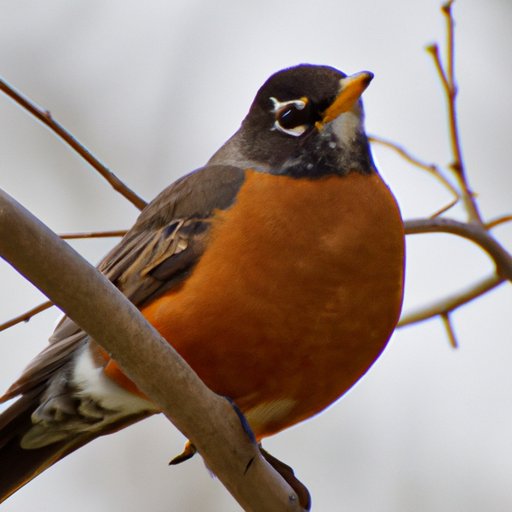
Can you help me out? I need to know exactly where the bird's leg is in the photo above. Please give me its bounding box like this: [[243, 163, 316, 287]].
[[224, 396, 257, 444], [169, 399, 311, 510], [169, 397, 255, 466]]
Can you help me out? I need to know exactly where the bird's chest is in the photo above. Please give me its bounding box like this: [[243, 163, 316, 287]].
[[146, 170, 404, 431], [200, 170, 403, 333]]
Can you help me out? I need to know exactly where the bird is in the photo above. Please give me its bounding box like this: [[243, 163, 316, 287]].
[[0, 64, 405, 506]]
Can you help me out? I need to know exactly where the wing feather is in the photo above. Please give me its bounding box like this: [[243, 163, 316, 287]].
[[1, 165, 246, 402]]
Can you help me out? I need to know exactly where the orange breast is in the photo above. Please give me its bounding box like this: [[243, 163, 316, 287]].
[[107, 170, 404, 439]]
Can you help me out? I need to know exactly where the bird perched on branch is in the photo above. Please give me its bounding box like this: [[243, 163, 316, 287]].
[[0, 64, 404, 508]]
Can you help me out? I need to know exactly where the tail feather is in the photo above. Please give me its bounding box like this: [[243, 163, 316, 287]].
[[0, 392, 81, 503], [0, 392, 150, 503]]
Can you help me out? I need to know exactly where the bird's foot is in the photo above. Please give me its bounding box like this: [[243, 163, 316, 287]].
[[169, 440, 197, 465], [259, 446, 311, 511], [224, 396, 257, 444]]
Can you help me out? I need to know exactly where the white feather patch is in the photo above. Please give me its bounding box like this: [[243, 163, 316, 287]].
[[330, 109, 363, 147], [73, 347, 156, 415]]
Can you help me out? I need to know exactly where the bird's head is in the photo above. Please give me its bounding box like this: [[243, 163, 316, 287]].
[[210, 64, 375, 177]]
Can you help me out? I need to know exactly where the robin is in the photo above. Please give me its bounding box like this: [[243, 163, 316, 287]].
[[0, 64, 404, 506]]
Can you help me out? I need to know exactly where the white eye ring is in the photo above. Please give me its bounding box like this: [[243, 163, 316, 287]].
[[270, 97, 307, 112], [273, 122, 307, 137], [270, 97, 308, 137]]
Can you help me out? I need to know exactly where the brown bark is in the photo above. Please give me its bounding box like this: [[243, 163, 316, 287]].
[[0, 188, 303, 512]]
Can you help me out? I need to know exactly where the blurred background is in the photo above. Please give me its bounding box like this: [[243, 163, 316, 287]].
[[0, 0, 511, 510]]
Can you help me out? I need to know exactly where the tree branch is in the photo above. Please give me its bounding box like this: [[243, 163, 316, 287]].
[[369, 136, 458, 194], [0, 188, 304, 512], [404, 218, 512, 281], [60, 230, 127, 240], [0, 300, 54, 332], [441, 313, 458, 349], [426, 2, 483, 223], [0, 231, 126, 332], [369, 134, 459, 217], [398, 273, 504, 327], [0, 78, 147, 211], [485, 215, 512, 230]]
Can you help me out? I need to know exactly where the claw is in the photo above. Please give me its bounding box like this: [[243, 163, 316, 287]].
[[224, 396, 256, 444], [169, 440, 197, 465], [259, 446, 311, 511]]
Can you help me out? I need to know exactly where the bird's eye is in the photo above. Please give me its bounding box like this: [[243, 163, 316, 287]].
[[270, 97, 312, 137]]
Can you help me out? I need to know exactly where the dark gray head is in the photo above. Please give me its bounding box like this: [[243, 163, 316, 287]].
[[209, 64, 376, 178]]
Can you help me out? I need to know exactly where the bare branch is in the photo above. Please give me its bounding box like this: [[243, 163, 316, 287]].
[[429, 198, 459, 219], [404, 218, 512, 281], [369, 135, 460, 215], [485, 215, 512, 230], [0, 231, 126, 332], [0, 188, 304, 512], [398, 274, 504, 327], [396, 1, 510, 341], [0, 300, 53, 332], [441, 313, 458, 349], [0, 78, 147, 211], [425, 44, 450, 95], [426, 3, 483, 223], [60, 230, 127, 240], [442, 0, 456, 86], [369, 135, 458, 193]]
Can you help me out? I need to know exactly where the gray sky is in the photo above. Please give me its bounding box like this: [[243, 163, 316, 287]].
[[1, 1, 511, 510]]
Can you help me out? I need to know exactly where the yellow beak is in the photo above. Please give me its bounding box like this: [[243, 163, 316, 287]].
[[320, 71, 374, 125]]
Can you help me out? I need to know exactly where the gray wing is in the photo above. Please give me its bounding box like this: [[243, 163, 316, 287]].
[[1, 165, 246, 400]]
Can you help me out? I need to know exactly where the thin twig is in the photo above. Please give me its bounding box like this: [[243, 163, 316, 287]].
[[398, 273, 504, 327], [0, 78, 147, 211], [428, 198, 459, 219], [442, 0, 456, 90], [441, 313, 458, 349], [60, 230, 127, 240], [370, 135, 460, 216], [425, 44, 450, 94], [485, 215, 512, 230], [426, 2, 483, 223], [0, 300, 53, 332], [0, 231, 126, 333]]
